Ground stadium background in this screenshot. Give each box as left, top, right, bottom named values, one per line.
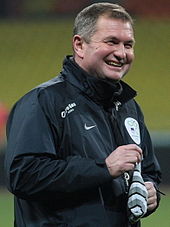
left=0, top=0, right=169, bottom=226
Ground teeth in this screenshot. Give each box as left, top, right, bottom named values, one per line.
left=107, top=61, right=122, bottom=67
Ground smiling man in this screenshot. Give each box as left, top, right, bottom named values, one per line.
left=5, top=3, right=161, bottom=227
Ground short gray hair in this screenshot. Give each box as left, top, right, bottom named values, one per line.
left=73, top=2, right=134, bottom=42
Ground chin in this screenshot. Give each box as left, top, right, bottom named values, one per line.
left=106, top=74, right=124, bottom=81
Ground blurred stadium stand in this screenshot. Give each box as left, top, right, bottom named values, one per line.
left=0, top=0, right=23, bottom=17
left=124, top=0, right=170, bottom=18
left=0, top=0, right=169, bottom=18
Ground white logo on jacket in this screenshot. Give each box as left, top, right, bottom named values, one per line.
left=124, top=117, right=141, bottom=145
left=61, top=103, right=76, bottom=118
left=84, top=123, right=96, bottom=130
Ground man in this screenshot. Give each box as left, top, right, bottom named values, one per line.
left=5, top=3, right=161, bottom=227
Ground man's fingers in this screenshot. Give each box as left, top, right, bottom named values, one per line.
left=147, top=202, right=157, bottom=211
left=145, top=182, right=156, bottom=191
left=124, top=144, right=143, bottom=154
left=145, top=182, right=157, bottom=211
left=105, top=144, right=143, bottom=178
left=123, top=144, right=143, bottom=162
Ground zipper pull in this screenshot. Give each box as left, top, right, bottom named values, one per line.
left=124, top=172, right=130, bottom=187
left=114, top=101, right=121, bottom=111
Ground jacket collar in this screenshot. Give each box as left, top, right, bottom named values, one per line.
left=62, top=56, right=137, bottom=109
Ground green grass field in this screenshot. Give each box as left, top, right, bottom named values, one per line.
left=0, top=18, right=170, bottom=130
left=0, top=188, right=169, bottom=227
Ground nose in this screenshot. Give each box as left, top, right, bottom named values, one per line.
left=114, top=44, right=126, bottom=61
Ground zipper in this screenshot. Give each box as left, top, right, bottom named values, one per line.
left=114, top=101, right=121, bottom=111
left=112, top=101, right=130, bottom=193
left=111, top=101, right=121, bottom=121
left=124, top=172, right=130, bottom=193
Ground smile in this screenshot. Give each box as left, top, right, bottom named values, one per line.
left=106, top=60, right=124, bottom=67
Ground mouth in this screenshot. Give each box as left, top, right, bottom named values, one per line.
left=105, top=60, right=124, bottom=67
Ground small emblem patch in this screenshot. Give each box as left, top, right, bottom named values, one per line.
left=124, top=117, right=141, bottom=145
left=61, top=103, right=76, bottom=118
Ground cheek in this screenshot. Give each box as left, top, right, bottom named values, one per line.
left=93, top=44, right=110, bottom=56
left=128, top=50, right=135, bottom=62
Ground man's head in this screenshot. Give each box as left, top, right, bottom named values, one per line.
left=73, top=2, right=133, bottom=43
left=73, top=3, right=135, bottom=82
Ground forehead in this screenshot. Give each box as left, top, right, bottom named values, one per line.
left=94, top=16, right=134, bottom=41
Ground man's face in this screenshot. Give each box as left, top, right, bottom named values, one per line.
left=74, top=16, right=135, bottom=81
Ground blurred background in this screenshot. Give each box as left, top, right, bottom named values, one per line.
left=0, top=0, right=170, bottom=226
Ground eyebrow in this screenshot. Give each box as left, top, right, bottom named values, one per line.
left=104, top=36, right=135, bottom=44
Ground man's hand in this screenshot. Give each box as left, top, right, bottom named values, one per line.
left=105, top=144, right=142, bottom=178
left=145, top=181, right=157, bottom=211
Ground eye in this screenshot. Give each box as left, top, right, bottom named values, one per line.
left=105, top=40, right=118, bottom=46
left=125, top=43, right=134, bottom=49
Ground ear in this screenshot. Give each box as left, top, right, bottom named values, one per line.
left=72, top=35, right=85, bottom=58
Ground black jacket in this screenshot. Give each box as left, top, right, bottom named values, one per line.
left=5, top=56, right=161, bottom=227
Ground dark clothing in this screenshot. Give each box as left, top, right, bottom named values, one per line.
left=5, top=56, right=161, bottom=227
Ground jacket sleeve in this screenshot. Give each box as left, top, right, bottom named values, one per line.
left=135, top=101, right=162, bottom=216
left=5, top=90, right=111, bottom=200
left=141, top=127, right=161, bottom=185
